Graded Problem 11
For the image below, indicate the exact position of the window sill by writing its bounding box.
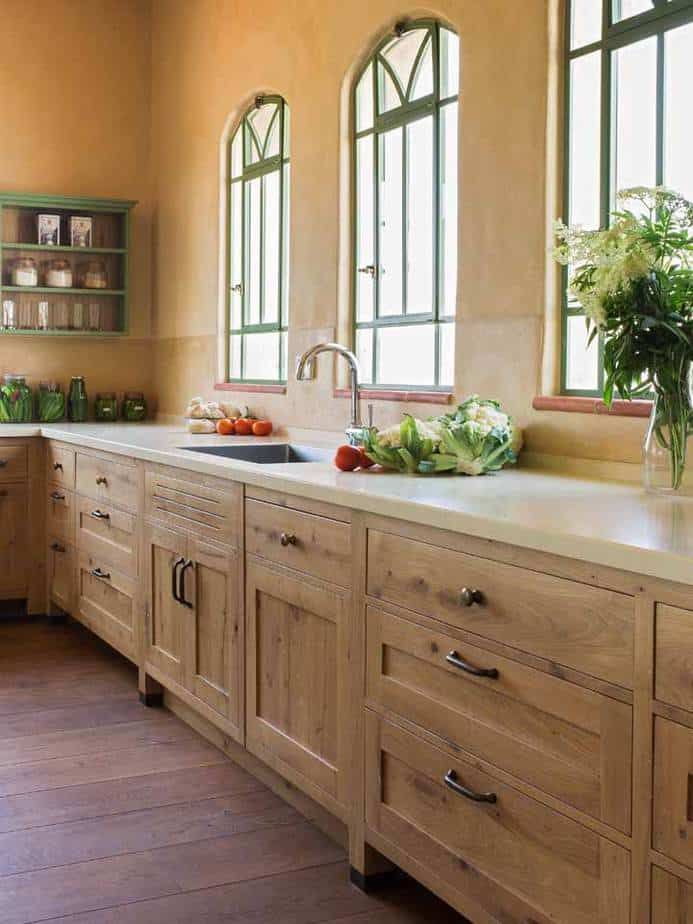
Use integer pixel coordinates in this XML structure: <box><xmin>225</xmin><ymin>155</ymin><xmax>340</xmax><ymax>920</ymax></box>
<box><xmin>533</xmin><ymin>395</ymin><xmax>652</xmax><ymax>417</ymax></box>
<box><xmin>214</xmin><ymin>382</ymin><xmax>287</xmax><ymax>395</ymax></box>
<box><xmin>335</xmin><ymin>388</ymin><xmax>454</xmax><ymax>405</ymax></box>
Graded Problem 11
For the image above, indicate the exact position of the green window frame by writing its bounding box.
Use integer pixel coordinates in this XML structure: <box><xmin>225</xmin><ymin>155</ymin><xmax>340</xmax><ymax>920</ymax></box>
<box><xmin>562</xmin><ymin>0</ymin><xmax>693</xmax><ymax>395</ymax></box>
<box><xmin>226</xmin><ymin>95</ymin><xmax>290</xmax><ymax>384</ymax></box>
<box><xmin>352</xmin><ymin>19</ymin><xmax>459</xmax><ymax>390</ymax></box>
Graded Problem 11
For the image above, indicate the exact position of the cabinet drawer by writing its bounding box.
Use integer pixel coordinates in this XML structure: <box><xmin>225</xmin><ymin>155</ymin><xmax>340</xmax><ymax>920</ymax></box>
<box><xmin>245</xmin><ymin>498</ymin><xmax>351</xmax><ymax>587</ymax></box>
<box><xmin>47</xmin><ymin>538</ymin><xmax>75</xmax><ymax>614</ymax></box>
<box><xmin>652</xmin><ymin>867</ymin><xmax>693</xmax><ymax>922</ymax></box>
<box><xmin>76</xmin><ymin>551</ymin><xmax>137</xmax><ymax>662</ymax></box>
<box><xmin>653</xmin><ymin>717</ymin><xmax>693</xmax><ymax>868</ymax></box>
<box><xmin>367</xmin><ymin>529</ymin><xmax>635</xmax><ymax>688</ymax></box>
<box><xmin>145</xmin><ymin>466</ymin><xmax>241</xmax><ymax>548</ymax></box>
<box><xmin>366</xmin><ymin>713</ymin><xmax>630</xmax><ymax>924</ymax></box>
<box><xmin>76</xmin><ymin>496</ymin><xmax>138</xmax><ymax>578</ymax></box>
<box><xmin>46</xmin><ymin>487</ymin><xmax>75</xmax><ymax>544</ymax></box>
<box><xmin>367</xmin><ymin>606</ymin><xmax>632</xmax><ymax>833</ymax></box>
<box><xmin>655</xmin><ymin>604</ymin><xmax>693</xmax><ymax>711</ymax></box>
<box><xmin>46</xmin><ymin>443</ymin><xmax>75</xmax><ymax>489</ymax></box>
<box><xmin>0</xmin><ymin>444</ymin><xmax>27</xmax><ymax>482</ymax></box>
<box><xmin>76</xmin><ymin>451</ymin><xmax>139</xmax><ymax>513</ymax></box>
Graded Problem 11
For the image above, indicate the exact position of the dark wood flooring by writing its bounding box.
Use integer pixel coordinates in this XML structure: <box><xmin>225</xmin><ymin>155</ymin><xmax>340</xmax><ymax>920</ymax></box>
<box><xmin>0</xmin><ymin>618</ymin><xmax>464</xmax><ymax>923</ymax></box>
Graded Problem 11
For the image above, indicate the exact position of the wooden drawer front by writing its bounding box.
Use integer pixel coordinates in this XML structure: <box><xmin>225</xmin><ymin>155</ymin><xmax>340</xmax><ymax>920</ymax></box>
<box><xmin>46</xmin><ymin>443</ymin><xmax>75</xmax><ymax>489</ymax></box>
<box><xmin>0</xmin><ymin>444</ymin><xmax>27</xmax><ymax>482</ymax></box>
<box><xmin>76</xmin><ymin>496</ymin><xmax>138</xmax><ymax>578</ymax></box>
<box><xmin>654</xmin><ymin>717</ymin><xmax>693</xmax><ymax>868</ymax></box>
<box><xmin>245</xmin><ymin>499</ymin><xmax>351</xmax><ymax>587</ymax></box>
<box><xmin>367</xmin><ymin>529</ymin><xmax>635</xmax><ymax>688</ymax></box>
<box><xmin>46</xmin><ymin>487</ymin><xmax>75</xmax><ymax>544</ymax></box>
<box><xmin>47</xmin><ymin>539</ymin><xmax>75</xmax><ymax>614</ymax></box>
<box><xmin>76</xmin><ymin>451</ymin><xmax>139</xmax><ymax>513</ymax></box>
<box><xmin>655</xmin><ymin>604</ymin><xmax>693</xmax><ymax>711</ymax></box>
<box><xmin>0</xmin><ymin>484</ymin><xmax>27</xmax><ymax>596</ymax></box>
<box><xmin>653</xmin><ymin>867</ymin><xmax>693</xmax><ymax>922</ymax></box>
<box><xmin>366</xmin><ymin>713</ymin><xmax>630</xmax><ymax>924</ymax></box>
<box><xmin>367</xmin><ymin>606</ymin><xmax>632</xmax><ymax>833</ymax></box>
<box><xmin>77</xmin><ymin>552</ymin><xmax>137</xmax><ymax>662</ymax></box>
<box><xmin>145</xmin><ymin>467</ymin><xmax>241</xmax><ymax>548</ymax></box>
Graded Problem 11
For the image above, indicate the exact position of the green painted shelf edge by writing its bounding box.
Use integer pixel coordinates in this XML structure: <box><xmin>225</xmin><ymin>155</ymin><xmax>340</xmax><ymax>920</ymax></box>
<box><xmin>0</xmin><ymin>328</ymin><xmax>127</xmax><ymax>338</ymax></box>
<box><xmin>1</xmin><ymin>286</ymin><xmax>124</xmax><ymax>296</ymax></box>
<box><xmin>0</xmin><ymin>192</ymin><xmax>137</xmax><ymax>212</ymax></box>
<box><xmin>1</xmin><ymin>243</ymin><xmax>126</xmax><ymax>255</ymax></box>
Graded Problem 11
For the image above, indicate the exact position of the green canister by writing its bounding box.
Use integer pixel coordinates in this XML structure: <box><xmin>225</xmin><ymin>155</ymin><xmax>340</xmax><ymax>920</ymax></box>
<box><xmin>121</xmin><ymin>391</ymin><xmax>147</xmax><ymax>422</ymax></box>
<box><xmin>68</xmin><ymin>376</ymin><xmax>88</xmax><ymax>422</ymax></box>
<box><xmin>37</xmin><ymin>382</ymin><xmax>65</xmax><ymax>422</ymax></box>
<box><xmin>94</xmin><ymin>392</ymin><xmax>118</xmax><ymax>421</ymax></box>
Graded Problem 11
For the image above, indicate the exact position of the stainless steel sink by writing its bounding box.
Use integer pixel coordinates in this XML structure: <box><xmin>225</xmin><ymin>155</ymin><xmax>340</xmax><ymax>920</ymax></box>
<box><xmin>179</xmin><ymin>443</ymin><xmax>333</xmax><ymax>464</ymax></box>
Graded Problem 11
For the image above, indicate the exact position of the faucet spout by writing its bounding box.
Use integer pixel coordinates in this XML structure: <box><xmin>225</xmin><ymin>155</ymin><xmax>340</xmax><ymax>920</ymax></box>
<box><xmin>295</xmin><ymin>341</ymin><xmax>365</xmax><ymax>444</ymax></box>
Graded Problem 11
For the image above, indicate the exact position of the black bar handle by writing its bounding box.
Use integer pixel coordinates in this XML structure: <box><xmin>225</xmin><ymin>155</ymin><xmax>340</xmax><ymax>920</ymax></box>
<box><xmin>444</xmin><ymin>769</ymin><xmax>497</xmax><ymax>804</ymax></box>
<box><xmin>90</xmin><ymin>509</ymin><xmax>110</xmax><ymax>521</ymax></box>
<box><xmin>90</xmin><ymin>567</ymin><xmax>111</xmax><ymax>581</ymax></box>
<box><xmin>178</xmin><ymin>559</ymin><xmax>194</xmax><ymax>609</ymax></box>
<box><xmin>171</xmin><ymin>556</ymin><xmax>185</xmax><ymax>603</ymax></box>
<box><xmin>446</xmin><ymin>650</ymin><xmax>499</xmax><ymax>679</ymax></box>
<box><xmin>50</xmin><ymin>491</ymin><xmax>66</xmax><ymax>502</ymax></box>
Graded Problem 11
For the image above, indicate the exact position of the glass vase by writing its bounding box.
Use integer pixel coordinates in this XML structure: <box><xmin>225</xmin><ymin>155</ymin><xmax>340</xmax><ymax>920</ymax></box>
<box><xmin>643</xmin><ymin>363</ymin><xmax>693</xmax><ymax>494</ymax></box>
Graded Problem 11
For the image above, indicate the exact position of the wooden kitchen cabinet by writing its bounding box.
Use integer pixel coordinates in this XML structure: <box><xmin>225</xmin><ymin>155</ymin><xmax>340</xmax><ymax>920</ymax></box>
<box><xmin>0</xmin><ymin>483</ymin><xmax>28</xmax><ymax>598</ymax></box>
<box><xmin>47</xmin><ymin>538</ymin><xmax>75</xmax><ymax>614</ymax></box>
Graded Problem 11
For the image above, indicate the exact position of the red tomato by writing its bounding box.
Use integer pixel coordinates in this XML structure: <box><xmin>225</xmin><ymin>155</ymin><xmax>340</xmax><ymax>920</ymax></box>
<box><xmin>334</xmin><ymin>445</ymin><xmax>361</xmax><ymax>471</ymax></box>
<box><xmin>216</xmin><ymin>418</ymin><xmax>236</xmax><ymax>436</ymax></box>
<box><xmin>234</xmin><ymin>418</ymin><xmax>254</xmax><ymax>435</ymax></box>
<box><xmin>358</xmin><ymin>447</ymin><xmax>375</xmax><ymax>468</ymax></box>
<box><xmin>252</xmin><ymin>419</ymin><xmax>273</xmax><ymax>436</ymax></box>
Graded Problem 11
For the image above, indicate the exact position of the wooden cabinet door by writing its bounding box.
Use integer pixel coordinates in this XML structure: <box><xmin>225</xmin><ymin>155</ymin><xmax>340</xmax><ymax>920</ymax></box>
<box><xmin>245</xmin><ymin>558</ymin><xmax>349</xmax><ymax>816</ymax></box>
<box><xmin>144</xmin><ymin>523</ymin><xmax>187</xmax><ymax>686</ymax></box>
<box><xmin>183</xmin><ymin>537</ymin><xmax>243</xmax><ymax>741</ymax></box>
<box><xmin>653</xmin><ymin>867</ymin><xmax>693</xmax><ymax>922</ymax></box>
<box><xmin>0</xmin><ymin>484</ymin><xmax>27</xmax><ymax>597</ymax></box>
<box><xmin>47</xmin><ymin>539</ymin><xmax>74</xmax><ymax>614</ymax></box>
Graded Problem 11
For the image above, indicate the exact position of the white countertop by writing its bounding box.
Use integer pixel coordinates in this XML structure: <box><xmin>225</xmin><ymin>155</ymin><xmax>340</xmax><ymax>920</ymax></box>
<box><xmin>4</xmin><ymin>422</ymin><xmax>692</xmax><ymax>588</ymax></box>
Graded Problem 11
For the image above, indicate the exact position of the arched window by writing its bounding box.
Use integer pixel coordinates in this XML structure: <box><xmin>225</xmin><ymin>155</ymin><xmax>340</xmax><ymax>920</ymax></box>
<box><xmin>353</xmin><ymin>20</ymin><xmax>459</xmax><ymax>390</ymax></box>
<box><xmin>227</xmin><ymin>95</ymin><xmax>290</xmax><ymax>383</ymax></box>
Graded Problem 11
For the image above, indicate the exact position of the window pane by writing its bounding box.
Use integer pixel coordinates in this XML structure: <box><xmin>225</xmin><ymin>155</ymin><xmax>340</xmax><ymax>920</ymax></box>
<box><xmin>613</xmin><ymin>37</ymin><xmax>657</xmax><ymax>195</ymax></box>
<box><xmin>571</xmin><ymin>0</ymin><xmax>601</xmax><ymax>49</ymax></box>
<box><xmin>665</xmin><ymin>22</ymin><xmax>693</xmax><ymax>200</ymax></box>
<box><xmin>569</xmin><ymin>51</ymin><xmax>601</xmax><ymax>228</ymax></box>
<box><xmin>356</xmin><ymin>63</ymin><xmax>374</xmax><ymax>132</ymax></box>
<box><xmin>229</xmin><ymin>181</ymin><xmax>243</xmax><ymax>327</ymax></box>
<box><xmin>265</xmin><ymin>111</ymin><xmax>280</xmax><ymax>159</ymax></box>
<box><xmin>229</xmin><ymin>334</ymin><xmax>242</xmax><ymax>378</ymax></box>
<box><xmin>356</xmin><ymin>135</ymin><xmax>375</xmax><ymax>322</ymax></box>
<box><xmin>282</xmin><ymin>163</ymin><xmax>290</xmax><ymax>322</ymax></box>
<box><xmin>283</xmin><ymin>104</ymin><xmax>290</xmax><ymax>157</ymax></box>
<box><xmin>245</xmin><ymin>177</ymin><xmax>262</xmax><ymax>324</ymax></box>
<box><xmin>230</xmin><ymin>129</ymin><xmax>243</xmax><ymax>179</ymax></box>
<box><xmin>440</xmin><ymin>28</ymin><xmax>460</xmax><ymax>97</ymax></box>
<box><xmin>247</xmin><ymin>102</ymin><xmax>278</xmax><ymax>158</ymax></box>
<box><xmin>612</xmin><ymin>0</ymin><xmax>653</xmax><ymax>23</ymax></box>
<box><xmin>280</xmin><ymin>331</ymin><xmax>287</xmax><ymax>380</ymax></box>
<box><xmin>378</xmin><ymin>127</ymin><xmax>404</xmax><ymax>317</ymax></box>
<box><xmin>262</xmin><ymin>170</ymin><xmax>280</xmax><ymax>324</ymax></box>
<box><xmin>376</xmin><ymin>323</ymin><xmax>435</xmax><ymax>386</ymax></box>
<box><xmin>410</xmin><ymin>36</ymin><xmax>433</xmax><ymax>100</ymax></box>
<box><xmin>243</xmin><ymin>331</ymin><xmax>280</xmax><ymax>380</ymax></box>
<box><xmin>377</xmin><ymin>61</ymin><xmax>401</xmax><ymax>113</ymax></box>
<box><xmin>406</xmin><ymin>115</ymin><xmax>434</xmax><ymax>314</ymax></box>
<box><xmin>566</xmin><ymin>315</ymin><xmax>599</xmax><ymax>391</ymax></box>
<box><xmin>439</xmin><ymin>102</ymin><xmax>458</xmax><ymax>317</ymax></box>
<box><xmin>440</xmin><ymin>323</ymin><xmax>454</xmax><ymax>387</ymax></box>
<box><xmin>356</xmin><ymin>327</ymin><xmax>374</xmax><ymax>384</ymax></box>
<box><xmin>382</xmin><ymin>29</ymin><xmax>429</xmax><ymax>96</ymax></box>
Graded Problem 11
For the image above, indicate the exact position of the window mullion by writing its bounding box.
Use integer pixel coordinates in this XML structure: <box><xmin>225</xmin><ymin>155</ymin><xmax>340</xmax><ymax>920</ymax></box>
<box><xmin>402</xmin><ymin>124</ymin><xmax>408</xmax><ymax>317</ymax></box>
<box><xmin>656</xmin><ymin>30</ymin><xmax>665</xmax><ymax>186</ymax></box>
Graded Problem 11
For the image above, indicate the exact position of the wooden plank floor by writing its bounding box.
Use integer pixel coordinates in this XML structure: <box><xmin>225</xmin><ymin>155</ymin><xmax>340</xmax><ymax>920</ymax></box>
<box><xmin>0</xmin><ymin>619</ymin><xmax>465</xmax><ymax>923</ymax></box>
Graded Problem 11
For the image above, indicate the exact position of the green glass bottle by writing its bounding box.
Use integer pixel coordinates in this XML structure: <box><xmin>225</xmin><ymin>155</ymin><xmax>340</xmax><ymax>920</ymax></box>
<box><xmin>68</xmin><ymin>376</ymin><xmax>88</xmax><ymax>422</ymax></box>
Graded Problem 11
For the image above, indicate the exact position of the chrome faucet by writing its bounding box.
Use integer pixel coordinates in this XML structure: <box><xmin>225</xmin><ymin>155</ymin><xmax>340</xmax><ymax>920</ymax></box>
<box><xmin>296</xmin><ymin>342</ymin><xmax>366</xmax><ymax>445</ymax></box>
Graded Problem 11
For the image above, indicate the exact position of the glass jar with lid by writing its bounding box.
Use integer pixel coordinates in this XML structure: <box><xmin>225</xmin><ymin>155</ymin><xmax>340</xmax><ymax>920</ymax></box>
<box><xmin>81</xmin><ymin>260</ymin><xmax>108</xmax><ymax>289</ymax></box>
<box><xmin>121</xmin><ymin>391</ymin><xmax>147</xmax><ymax>422</ymax></box>
<box><xmin>45</xmin><ymin>259</ymin><xmax>73</xmax><ymax>288</ymax></box>
<box><xmin>0</xmin><ymin>374</ymin><xmax>33</xmax><ymax>423</ymax></box>
<box><xmin>37</xmin><ymin>382</ymin><xmax>65</xmax><ymax>422</ymax></box>
<box><xmin>94</xmin><ymin>392</ymin><xmax>118</xmax><ymax>421</ymax></box>
<box><xmin>12</xmin><ymin>257</ymin><xmax>38</xmax><ymax>287</ymax></box>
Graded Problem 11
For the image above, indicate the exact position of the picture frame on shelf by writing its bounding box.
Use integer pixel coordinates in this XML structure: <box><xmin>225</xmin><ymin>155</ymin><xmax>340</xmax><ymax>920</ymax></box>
<box><xmin>70</xmin><ymin>216</ymin><xmax>92</xmax><ymax>248</ymax></box>
<box><xmin>37</xmin><ymin>214</ymin><xmax>60</xmax><ymax>246</ymax></box>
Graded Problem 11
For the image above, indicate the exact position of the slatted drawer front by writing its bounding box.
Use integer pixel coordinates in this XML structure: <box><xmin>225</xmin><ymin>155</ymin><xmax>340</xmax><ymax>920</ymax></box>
<box><xmin>653</xmin><ymin>717</ymin><xmax>693</xmax><ymax>869</ymax></box>
<box><xmin>76</xmin><ymin>451</ymin><xmax>139</xmax><ymax>513</ymax></box>
<box><xmin>655</xmin><ymin>603</ymin><xmax>693</xmax><ymax>711</ymax></box>
<box><xmin>145</xmin><ymin>466</ymin><xmax>241</xmax><ymax>548</ymax></box>
<box><xmin>76</xmin><ymin>496</ymin><xmax>138</xmax><ymax>578</ymax></box>
<box><xmin>46</xmin><ymin>486</ymin><xmax>75</xmax><ymax>545</ymax></box>
<box><xmin>367</xmin><ymin>606</ymin><xmax>632</xmax><ymax>833</ymax></box>
<box><xmin>46</xmin><ymin>443</ymin><xmax>75</xmax><ymax>489</ymax></box>
<box><xmin>367</xmin><ymin>529</ymin><xmax>635</xmax><ymax>688</ymax></box>
<box><xmin>47</xmin><ymin>538</ymin><xmax>75</xmax><ymax>614</ymax></box>
<box><xmin>366</xmin><ymin>713</ymin><xmax>630</xmax><ymax>924</ymax></box>
<box><xmin>77</xmin><ymin>551</ymin><xmax>137</xmax><ymax>662</ymax></box>
<box><xmin>245</xmin><ymin>498</ymin><xmax>351</xmax><ymax>587</ymax></box>
<box><xmin>0</xmin><ymin>444</ymin><xmax>27</xmax><ymax>482</ymax></box>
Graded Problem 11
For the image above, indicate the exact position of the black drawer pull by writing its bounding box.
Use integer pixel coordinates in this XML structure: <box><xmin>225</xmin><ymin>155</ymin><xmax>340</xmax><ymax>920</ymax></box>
<box><xmin>95</xmin><ymin>475</ymin><xmax>108</xmax><ymax>486</ymax></box>
<box><xmin>90</xmin><ymin>567</ymin><xmax>111</xmax><ymax>581</ymax></box>
<box><xmin>280</xmin><ymin>532</ymin><xmax>297</xmax><ymax>547</ymax></box>
<box><xmin>446</xmin><ymin>650</ymin><xmax>499</xmax><ymax>679</ymax></box>
<box><xmin>459</xmin><ymin>587</ymin><xmax>484</xmax><ymax>607</ymax></box>
<box><xmin>53</xmin><ymin>461</ymin><xmax>63</xmax><ymax>472</ymax></box>
<box><xmin>50</xmin><ymin>491</ymin><xmax>66</xmax><ymax>502</ymax></box>
<box><xmin>90</xmin><ymin>509</ymin><xmax>110</xmax><ymax>521</ymax></box>
<box><xmin>171</xmin><ymin>556</ymin><xmax>185</xmax><ymax>603</ymax></box>
<box><xmin>444</xmin><ymin>769</ymin><xmax>497</xmax><ymax>804</ymax></box>
<box><xmin>179</xmin><ymin>559</ymin><xmax>195</xmax><ymax>609</ymax></box>
<box><xmin>50</xmin><ymin>542</ymin><xmax>65</xmax><ymax>553</ymax></box>
<box><xmin>0</xmin><ymin>459</ymin><xmax>7</xmax><ymax>468</ymax></box>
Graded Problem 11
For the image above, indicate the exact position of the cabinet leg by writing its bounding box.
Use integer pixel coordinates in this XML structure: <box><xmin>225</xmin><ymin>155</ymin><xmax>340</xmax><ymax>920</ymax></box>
<box><xmin>138</xmin><ymin>668</ymin><xmax>163</xmax><ymax>707</ymax></box>
<box><xmin>349</xmin><ymin>843</ymin><xmax>400</xmax><ymax>893</ymax></box>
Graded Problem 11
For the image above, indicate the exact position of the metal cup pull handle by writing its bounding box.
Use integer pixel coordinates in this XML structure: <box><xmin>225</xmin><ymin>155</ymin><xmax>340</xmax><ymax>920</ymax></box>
<box><xmin>444</xmin><ymin>769</ymin><xmax>497</xmax><ymax>804</ymax></box>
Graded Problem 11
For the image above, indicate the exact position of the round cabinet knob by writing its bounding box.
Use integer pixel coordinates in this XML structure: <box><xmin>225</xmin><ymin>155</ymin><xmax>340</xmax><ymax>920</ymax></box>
<box><xmin>95</xmin><ymin>476</ymin><xmax>108</xmax><ymax>486</ymax></box>
<box><xmin>53</xmin><ymin>462</ymin><xmax>63</xmax><ymax>471</ymax></box>
<box><xmin>459</xmin><ymin>587</ymin><xmax>484</xmax><ymax>607</ymax></box>
<box><xmin>280</xmin><ymin>532</ymin><xmax>297</xmax><ymax>547</ymax></box>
